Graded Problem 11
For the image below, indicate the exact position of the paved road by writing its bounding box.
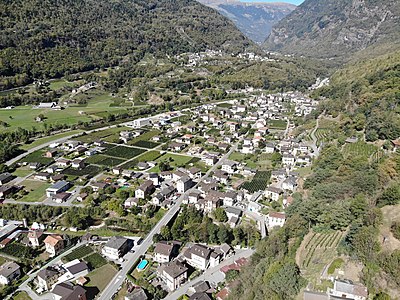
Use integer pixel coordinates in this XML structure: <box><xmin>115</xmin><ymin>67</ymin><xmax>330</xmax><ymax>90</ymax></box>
<box><xmin>309</xmin><ymin>114</ymin><xmax>322</xmax><ymax>157</ymax></box>
<box><xmin>164</xmin><ymin>248</ymin><xmax>254</xmax><ymax>300</ymax></box>
<box><xmin>98</xmin><ymin>141</ymin><xmax>240</xmax><ymax>300</ymax></box>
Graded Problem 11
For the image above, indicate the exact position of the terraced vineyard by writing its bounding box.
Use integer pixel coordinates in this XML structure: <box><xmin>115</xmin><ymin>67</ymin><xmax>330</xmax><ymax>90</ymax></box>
<box><xmin>314</xmin><ymin>128</ymin><xmax>333</xmax><ymax>146</ymax></box>
<box><xmin>297</xmin><ymin>230</ymin><xmax>346</xmax><ymax>285</ymax></box>
<box><xmin>342</xmin><ymin>142</ymin><xmax>383</xmax><ymax>162</ymax></box>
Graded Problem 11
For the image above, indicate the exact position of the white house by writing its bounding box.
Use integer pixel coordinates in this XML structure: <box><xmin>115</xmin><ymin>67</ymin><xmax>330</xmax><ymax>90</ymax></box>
<box><xmin>177</xmin><ymin>176</ymin><xmax>192</xmax><ymax>193</ymax></box>
<box><xmin>221</xmin><ymin>161</ymin><xmax>237</xmax><ymax>174</ymax></box>
<box><xmin>159</xmin><ymin>261</ymin><xmax>188</xmax><ymax>291</ymax></box>
<box><xmin>265</xmin><ymin>187</ymin><xmax>283</xmax><ymax>201</ymax></box>
<box><xmin>184</xmin><ymin>244</ymin><xmax>212</xmax><ymax>270</ymax></box>
<box><xmin>102</xmin><ymin>236</ymin><xmax>129</xmax><ymax>260</ymax></box>
<box><xmin>267</xmin><ymin>212</ymin><xmax>286</xmax><ymax>228</ymax></box>
<box><xmin>0</xmin><ymin>262</ymin><xmax>21</xmax><ymax>285</ymax></box>
<box><xmin>329</xmin><ymin>280</ymin><xmax>368</xmax><ymax>300</ymax></box>
<box><xmin>154</xmin><ymin>242</ymin><xmax>175</xmax><ymax>263</ymax></box>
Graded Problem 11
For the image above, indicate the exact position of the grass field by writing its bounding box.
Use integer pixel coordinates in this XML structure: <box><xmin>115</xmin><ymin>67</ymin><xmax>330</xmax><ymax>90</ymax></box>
<box><xmin>76</xmin><ymin>127</ymin><xmax>129</xmax><ymax>143</ymax></box>
<box><xmin>19</xmin><ymin>180</ymin><xmax>50</xmax><ymax>202</ymax></box>
<box><xmin>127</xmin><ymin>130</ymin><xmax>161</xmax><ymax>146</ymax></box>
<box><xmin>20</xmin><ymin>150</ymin><xmax>54</xmax><ymax>165</ymax></box>
<box><xmin>11</xmin><ymin>291</ymin><xmax>32</xmax><ymax>300</ymax></box>
<box><xmin>86</xmin><ymin>264</ymin><xmax>117</xmax><ymax>293</ymax></box>
<box><xmin>84</xmin><ymin>252</ymin><xmax>107</xmax><ymax>269</ymax></box>
<box><xmin>268</xmin><ymin>119</ymin><xmax>287</xmax><ymax>130</ymax></box>
<box><xmin>103</xmin><ymin>146</ymin><xmax>146</xmax><ymax>160</ymax></box>
<box><xmin>149</xmin><ymin>153</ymin><xmax>196</xmax><ymax>172</ymax></box>
<box><xmin>21</xmin><ymin>130</ymin><xmax>83</xmax><ymax>151</ymax></box>
<box><xmin>13</xmin><ymin>167</ymin><xmax>32</xmax><ymax>178</ymax></box>
<box><xmin>62</xmin><ymin>165</ymin><xmax>102</xmax><ymax>177</ymax></box>
<box><xmin>63</xmin><ymin>245</ymin><xmax>94</xmax><ymax>263</ymax></box>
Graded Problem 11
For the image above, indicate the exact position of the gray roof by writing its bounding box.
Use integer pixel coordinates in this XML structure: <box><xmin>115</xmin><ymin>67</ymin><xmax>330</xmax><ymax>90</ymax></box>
<box><xmin>0</xmin><ymin>262</ymin><xmax>20</xmax><ymax>277</ymax></box>
<box><xmin>190</xmin><ymin>292</ymin><xmax>212</xmax><ymax>300</ymax></box>
<box><xmin>104</xmin><ymin>236</ymin><xmax>128</xmax><ymax>250</ymax></box>
<box><xmin>48</xmin><ymin>180</ymin><xmax>70</xmax><ymax>191</ymax></box>
<box><xmin>225</xmin><ymin>206</ymin><xmax>242</xmax><ymax>217</ymax></box>
<box><xmin>162</xmin><ymin>261</ymin><xmax>188</xmax><ymax>278</ymax></box>
<box><xmin>37</xmin><ymin>266</ymin><xmax>59</xmax><ymax>280</ymax></box>
<box><xmin>52</xmin><ymin>282</ymin><xmax>86</xmax><ymax>300</ymax></box>
<box><xmin>67</xmin><ymin>261</ymin><xmax>88</xmax><ymax>275</ymax></box>
<box><xmin>125</xmin><ymin>288</ymin><xmax>148</xmax><ymax>300</ymax></box>
<box><xmin>190</xmin><ymin>244</ymin><xmax>212</xmax><ymax>259</ymax></box>
<box><xmin>0</xmin><ymin>173</ymin><xmax>13</xmax><ymax>182</ymax></box>
<box><xmin>154</xmin><ymin>242</ymin><xmax>174</xmax><ymax>256</ymax></box>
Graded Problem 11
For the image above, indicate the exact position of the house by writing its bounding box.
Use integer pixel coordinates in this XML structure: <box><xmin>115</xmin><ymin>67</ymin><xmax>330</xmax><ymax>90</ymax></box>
<box><xmin>225</xmin><ymin>207</ymin><xmax>242</xmax><ymax>221</ymax></box>
<box><xmin>221</xmin><ymin>161</ymin><xmax>237</xmax><ymax>174</ymax></box>
<box><xmin>264</xmin><ymin>143</ymin><xmax>275</xmax><ymax>154</ymax></box>
<box><xmin>177</xmin><ymin>176</ymin><xmax>193</xmax><ymax>193</ymax></box>
<box><xmin>46</xmin><ymin>181</ymin><xmax>71</xmax><ymax>197</ymax></box>
<box><xmin>265</xmin><ymin>187</ymin><xmax>283</xmax><ymax>201</ymax></box>
<box><xmin>102</xmin><ymin>236</ymin><xmax>129</xmax><ymax>260</ymax></box>
<box><xmin>267</xmin><ymin>212</ymin><xmax>286</xmax><ymax>228</ymax></box>
<box><xmin>132</xmin><ymin>118</ymin><xmax>151</xmax><ymax>128</ymax></box>
<box><xmin>112</xmin><ymin>167</ymin><xmax>122</xmax><ymax>175</ymax></box>
<box><xmin>329</xmin><ymin>280</ymin><xmax>368</xmax><ymax>300</ymax></box>
<box><xmin>223</xmin><ymin>192</ymin><xmax>238</xmax><ymax>207</ymax></box>
<box><xmin>38</xmin><ymin>102</ymin><xmax>57</xmax><ymax>109</ymax></box>
<box><xmin>44</xmin><ymin>235</ymin><xmax>64</xmax><ymax>257</ymax></box>
<box><xmin>184</xmin><ymin>244</ymin><xmax>212</xmax><ymax>270</ymax></box>
<box><xmin>203</xmin><ymin>155</ymin><xmax>218</xmax><ymax>166</ymax></box>
<box><xmin>125</xmin><ymin>288</ymin><xmax>148</xmax><ymax>300</ymax></box>
<box><xmin>28</xmin><ymin>230</ymin><xmax>44</xmax><ymax>248</ymax></box>
<box><xmin>282</xmin><ymin>177</ymin><xmax>297</xmax><ymax>191</ymax></box>
<box><xmin>71</xmin><ymin>159</ymin><xmax>85</xmax><ymax>169</ymax></box>
<box><xmin>29</xmin><ymin>162</ymin><xmax>41</xmax><ymax>170</ymax></box>
<box><xmin>53</xmin><ymin>192</ymin><xmax>71</xmax><ymax>203</ymax></box>
<box><xmin>148</xmin><ymin>173</ymin><xmax>159</xmax><ymax>186</ymax></box>
<box><xmin>90</xmin><ymin>182</ymin><xmax>109</xmax><ymax>192</ymax></box>
<box><xmin>37</xmin><ymin>266</ymin><xmax>60</xmax><ymax>291</ymax></box>
<box><xmin>0</xmin><ymin>173</ymin><xmax>14</xmax><ymax>185</ymax></box>
<box><xmin>187</xmin><ymin>167</ymin><xmax>202</xmax><ymax>180</ymax></box>
<box><xmin>204</xmin><ymin>193</ymin><xmax>223</xmax><ymax>213</ymax></box>
<box><xmin>391</xmin><ymin>139</ymin><xmax>400</xmax><ymax>152</ymax></box>
<box><xmin>159</xmin><ymin>261</ymin><xmax>188</xmax><ymax>291</ymax></box>
<box><xmin>282</xmin><ymin>154</ymin><xmax>295</xmax><ymax>166</ymax></box>
<box><xmin>57</xmin><ymin>259</ymin><xmax>89</xmax><ymax>284</ymax></box>
<box><xmin>0</xmin><ymin>262</ymin><xmax>21</xmax><ymax>285</ymax></box>
<box><xmin>271</xmin><ymin>169</ymin><xmax>287</xmax><ymax>181</ymax></box>
<box><xmin>120</xmin><ymin>131</ymin><xmax>133</xmax><ymax>143</ymax></box>
<box><xmin>135</xmin><ymin>180</ymin><xmax>154</xmax><ymax>199</ymax></box>
<box><xmin>247</xmin><ymin>201</ymin><xmax>261</xmax><ymax>213</ymax></box>
<box><xmin>124</xmin><ymin>197</ymin><xmax>140</xmax><ymax>209</ymax></box>
<box><xmin>77</xmin><ymin>193</ymin><xmax>88</xmax><ymax>202</ymax></box>
<box><xmin>52</xmin><ymin>282</ymin><xmax>87</xmax><ymax>300</ymax></box>
<box><xmin>169</xmin><ymin>142</ymin><xmax>186</xmax><ymax>152</ymax></box>
<box><xmin>153</xmin><ymin>242</ymin><xmax>176</xmax><ymax>263</ymax></box>
<box><xmin>34</xmin><ymin>172</ymin><xmax>51</xmax><ymax>181</ymax></box>
<box><xmin>0</xmin><ymin>185</ymin><xmax>17</xmax><ymax>199</ymax></box>
<box><xmin>56</xmin><ymin>159</ymin><xmax>70</xmax><ymax>168</ymax></box>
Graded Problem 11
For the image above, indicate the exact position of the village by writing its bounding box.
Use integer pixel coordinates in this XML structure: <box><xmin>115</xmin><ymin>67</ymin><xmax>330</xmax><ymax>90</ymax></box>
<box><xmin>0</xmin><ymin>90</ymin><xmax>368</xmax><ymax>300</ymax></box>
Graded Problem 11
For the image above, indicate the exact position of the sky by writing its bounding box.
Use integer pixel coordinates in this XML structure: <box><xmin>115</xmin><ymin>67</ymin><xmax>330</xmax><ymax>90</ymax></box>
<box><xmin>239</xmin><ymin>0</ymin><xmax>305</xmax><ymax>5</ymax></box>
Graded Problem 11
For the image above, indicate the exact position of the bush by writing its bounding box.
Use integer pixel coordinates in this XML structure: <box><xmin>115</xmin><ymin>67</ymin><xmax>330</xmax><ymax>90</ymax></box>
<box><xmin>327</xmin><ymin>258</ymin><xmax>344</xmax><ymax>274</ymax></box>
<box><xmin>391</xmin><ymin>222</ymin><xmax>400</xmax><ymax>240</ymax></box>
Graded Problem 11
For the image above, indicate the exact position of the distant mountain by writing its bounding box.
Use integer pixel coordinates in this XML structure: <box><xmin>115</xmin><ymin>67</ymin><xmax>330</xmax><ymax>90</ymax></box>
<box><xmin>0</xmin><ymin>0</ymin><xmax>252</xmax><ymax>89</ymax></box>
<box><xmin>265</xmin><ymin>0</ymin><xmax>400</xmax><ymax>61</ymax></box>
<box><xmin>198</xmin><ymin>0</ymin><xmax>295</xmax><ymax>44</ymax></box>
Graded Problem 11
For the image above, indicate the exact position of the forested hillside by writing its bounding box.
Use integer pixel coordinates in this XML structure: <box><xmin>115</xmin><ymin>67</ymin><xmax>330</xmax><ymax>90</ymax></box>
<box><xmin>265</xmin><ymin>0</ymin><xmax>400</xmax><ymax>62</ymax></box>
<box><xmin>0</xmin><ymin>0</ymin><xmax>252</xmax><ymax>90</ymax></box>
<box><xmin>316</xmin><ymin>50</ymin><xmax>400</xmax><ymax>142</ymax></box>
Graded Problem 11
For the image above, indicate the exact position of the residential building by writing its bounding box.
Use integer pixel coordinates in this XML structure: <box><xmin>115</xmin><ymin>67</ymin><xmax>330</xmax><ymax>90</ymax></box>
<box><xmin>177</xmin><ymin>176</ymin><xmax>193</xmax><ymax>193</ymax></box>
<box><xmin>28</xmin><ymin>230</ymin><xmax>44</xmax><ymax>248</ymax></box>
<box><xmin>46</xmin><ymin>181</ymin><xmax>71</xmax><ymax>197</ymax></box>
<box><xmin>221</xmin><ymin>161</ymin><xmax>237</xmax><ymax>174</ymax></box>
<box><xmin>159</xmin><ymin>261</ymin><xmax>188</xmax><ymax>291</ymax></box>
<box><xmin>184</xmin><ymin>244</ymin><xmax>212</xmax><ymax>270</ymax></box>
<box><xmin>267</xmin><ymin>212</ymin><xmax>286</xmax><ymax>228</ymax></box>
<box><xmin>102</xmin><ymin>236</ymin><xmax>129</xmax><ymax>260</ymax></box>
<box><xmin>0</xmin><ymin>173</ymin><xmax>14</xmax><ymax>185</ymax></box>
<box><xmin>37</xmin><ymin>266</ymin><xmax>60</xmax><ymax>291</ymax></box>
<box><xmin>154</xmin><ymin>242</ymin><xmax>176</xmax><ymax>263</ymax></box>
<box><xmin>329</xmin><ymin>280</ymin><xmax>368</xmax><ymax>300</ymax></box>
<box><xmin>0</xmin><ymin>185</ymin><xmax>17</xmax><ymax>199</ymax></box>
<box><xmin>52</xmin><ymin>282</ymin><xmax>87</xmax><ymax>300</ymax></box>
<box><xmin>0</xmin><ymin>262</ymin><xmax>21</xmax><ymax>285</ymax></box>
<box><xmin>135</xmin><ymin>180</ymin><xmax>154</xmax><ymax>199</ymax></box>
<box><xmin>44</xmin><ymin>235</ymin><xmax>64</xmax><ymax>257</ymax></box>
<box><xmin>265</xmin><ymin>187</ymin><xmax>283</xmax><ymax>201</ymax></box>
<box><xmin>282</xmin><ymin>154</ymin><xmax>296</xmax><ymax>166</ymax></box>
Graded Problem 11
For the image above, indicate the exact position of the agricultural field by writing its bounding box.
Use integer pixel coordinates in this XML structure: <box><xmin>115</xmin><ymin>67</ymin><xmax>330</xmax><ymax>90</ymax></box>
<box><xmin>75</xmin><ymin>127</ymin><xmax>129</xmax><ymax>143</ymax></box>
<box><xmin>12</xmin><ymin>166</ymin><xmax>32</xmax><ymax>177</ymax></box>
<box><xmin>315</xmin><ymin>128</ymin><xmax>334</xmax><ymax>146</ymax></box>
<box><xmin>342</xmin><ymin>142</ymin><xmax>381</xmax><ymax>161</ymax></box>
<box><xmin>268</xmin><ymin>119</ymin><xmax>287</xmax><ymax>130</ymax></box>
<box><xmin>103</xmin><ymin>146</ymin><xmax>146</xmax><ymax>160</ymax></box>
<box><xmin>297</xmin><ymin>230</ymin><xmax>345</xmax><ymax>289</ymax></box>
<box><xmin>131</xmin><ymin>140</ymin><xmax>160</xmax><ymax>149</ymax></box>
<box><xmin>19</xmin><ymin>180</ymin><xmax>50</xmax><ymax>202</ymax></box>
<box><xmin>62</xmin><ymin>165</ymin><xmax>102</xmax><ymax>177</ymax></box>
<box><xmin>120</xmin><ymin>151</ymin><xmax>162</xmax><ymax>169</ymax></box>
<box><xmin>21</xmin><ymin>130</ymin><xmax>83</xmax><ymax>151</ymax></box>
<box><xmin>84</xmin><ymin>252</ymin><xmax>107</xmax><ymax>269</ymax></box>
<box><xmin>0</xmin><ymin>242</ymin><xmax>35</xmax><ymax>259</ymax></box>
<box><xmin>63</xmin><ymin>245</ymin><xmax>94</xmax><ymax>263</ymax></box>
<box><xmin>241</xmin><ymin>171</ymin><xmax>271</xmax><ymax>193</ymax></box>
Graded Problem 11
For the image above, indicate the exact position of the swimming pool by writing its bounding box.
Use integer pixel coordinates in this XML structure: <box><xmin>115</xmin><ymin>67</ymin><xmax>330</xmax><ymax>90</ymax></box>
<box><xmin>137</xmin><ymin>259</ymin><xmax>148</xmax><ymax>271</ymax></box>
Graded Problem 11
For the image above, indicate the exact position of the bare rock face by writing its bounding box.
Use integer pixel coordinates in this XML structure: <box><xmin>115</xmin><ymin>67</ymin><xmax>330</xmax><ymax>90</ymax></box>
<box><xmin>264</xmin><ymin>0</ymin><xmax>400</xmax><ymax>61</ymax></box>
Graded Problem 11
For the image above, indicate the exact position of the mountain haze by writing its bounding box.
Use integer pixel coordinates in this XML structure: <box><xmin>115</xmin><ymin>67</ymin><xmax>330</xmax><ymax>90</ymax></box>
<box><xmin>198</xmin><ymin>0</ymin><xmax>295</xmax><ymax>44</ymax></box>
<box><xmin>0</xmin><ymin>0</ymin><xmax>252</xmax><ymax>89</ymax></box>
<box><xmin>265</xmin><ymin>0</ymin><xmax>400</xmax><ymax>61</ymax></box>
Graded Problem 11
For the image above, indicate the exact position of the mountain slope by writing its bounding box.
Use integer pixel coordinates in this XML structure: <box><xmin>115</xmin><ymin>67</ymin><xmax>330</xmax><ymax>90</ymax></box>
<box><xmin>198</xmin><ymin>0</ymin><xmax>295</xmax><ymax>44</ymax></box>
<box><xmin>265</xmin><ymin>0</ymin><xmax>400</xmax><ymax>61</ymax></box>
<box><xmin>0</xmin><ymin>0</ymin><xmax>252</xmax><ymax>89</ymax></box>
